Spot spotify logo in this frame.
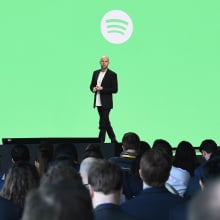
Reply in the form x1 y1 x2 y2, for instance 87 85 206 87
101 10 133 44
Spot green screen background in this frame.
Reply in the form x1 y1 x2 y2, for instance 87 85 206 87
0 0 219 147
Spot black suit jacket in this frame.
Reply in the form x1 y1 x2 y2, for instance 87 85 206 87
94 203 139 220
90 69 118 109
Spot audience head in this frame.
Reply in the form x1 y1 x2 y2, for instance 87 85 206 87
173 140 197 176
81 143 103 160
199 157 220 190
40 160 82 186
152 139 173 158
139 140 151 155
88 160 123 195
0 161 39 207
199 139 218 161
188 178 220 220
53 142 78 168
139 149 172 187
122 132 140 151
11 144 30 163
35 143 53 177
80 157 99 186
22 179 93 220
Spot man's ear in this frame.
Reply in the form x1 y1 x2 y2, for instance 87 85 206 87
199 179 205 191
139 168 143 180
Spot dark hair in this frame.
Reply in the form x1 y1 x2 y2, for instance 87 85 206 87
140 149 172 187
53 143 78 168
139 141 151 155
35 145 53 177
40 161 82 186
11 144 30 162
152 139 173 158
81 143 103 161
173 141 197 176
88 160 123 194
122 132 140 150
0 161 39 207
22 179 93 220
199 139 218 154
200 157 220 187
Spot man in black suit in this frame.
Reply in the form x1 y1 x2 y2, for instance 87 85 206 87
88 160 138 220
90 56 118 143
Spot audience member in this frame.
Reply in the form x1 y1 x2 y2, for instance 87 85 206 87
188 178 220 220
81 143 103 161
109 132 140 171
194 139 218 177
188 157 220 220
0 144 31 191
88 159 139 220
121 149 183 220
11 144 30 163
123 141 151 200
152 139 173 157
167 141 197 197
22 179 93 220
0 161 39 208
152 139 179 195
34 143 53 177
171 153 220 220
79 157 100 188
185 139 218 199
40 160 81 186
53 142 79 170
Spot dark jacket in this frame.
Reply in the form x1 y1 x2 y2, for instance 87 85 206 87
94 203 139 220
0 196 22 220
121 187 184 220
90 69 118 109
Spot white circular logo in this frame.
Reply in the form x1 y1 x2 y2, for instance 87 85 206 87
100 10 133 44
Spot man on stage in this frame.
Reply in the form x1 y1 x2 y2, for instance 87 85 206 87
90 56 118 143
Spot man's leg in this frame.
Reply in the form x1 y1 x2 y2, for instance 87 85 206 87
102 108 117 143
97 107 106 143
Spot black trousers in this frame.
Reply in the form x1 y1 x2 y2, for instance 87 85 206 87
97 106 116 143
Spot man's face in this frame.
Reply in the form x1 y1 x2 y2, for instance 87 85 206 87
100 57 109 70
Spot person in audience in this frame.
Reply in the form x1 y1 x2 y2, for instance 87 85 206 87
40 160 81 186
11 144 30 163
79 157 100 188
52 142 79 170
88 159 139 220
188 178 220 220
167 141 197 197
0 144 31 191
123 141 151 200
171 153 220 220
194 139 218 177
0 161 39 208
109 132 142 200
121 149 183 220
152 139 179 195
152 139 173 157
81 143 104 161
22 179 93 220
34 142 53 177
185 139 218 199
109 132 140 171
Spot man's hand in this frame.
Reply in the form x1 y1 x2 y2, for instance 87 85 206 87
96 86 103 91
